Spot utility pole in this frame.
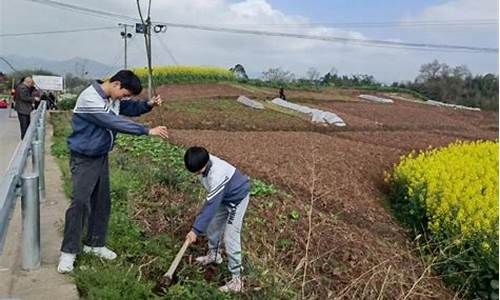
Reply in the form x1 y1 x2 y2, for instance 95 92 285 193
142 21 166 100
145 17 153 101
136 0 166 125
119 23 133 69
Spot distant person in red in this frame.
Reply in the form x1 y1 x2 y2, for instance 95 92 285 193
14 76 40 139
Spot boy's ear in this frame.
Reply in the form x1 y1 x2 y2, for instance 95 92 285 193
110 81 121 89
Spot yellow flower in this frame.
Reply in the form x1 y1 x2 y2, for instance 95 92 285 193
389 140 498 249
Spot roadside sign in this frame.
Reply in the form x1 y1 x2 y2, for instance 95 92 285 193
32 75 64 91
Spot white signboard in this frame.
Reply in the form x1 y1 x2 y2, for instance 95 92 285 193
32 75 64 91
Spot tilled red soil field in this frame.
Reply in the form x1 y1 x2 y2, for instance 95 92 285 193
139 98 316 131
142 87 498 138
136 84 497 298
168 130 473 232
153 83 253 100
261 88 362 102
294 98 498 132
149 83 357 102
168 129 460 299
334 130 497 152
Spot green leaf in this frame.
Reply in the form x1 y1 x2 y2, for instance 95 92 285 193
289 210 300 221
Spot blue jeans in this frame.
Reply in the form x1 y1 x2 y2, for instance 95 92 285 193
206 194 250 277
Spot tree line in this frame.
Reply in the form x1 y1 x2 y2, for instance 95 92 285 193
235 60 498 110
393 60 498 110
2 59 497 110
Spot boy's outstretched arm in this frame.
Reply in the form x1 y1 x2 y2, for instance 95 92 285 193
120 95 163 117
76 111 168 138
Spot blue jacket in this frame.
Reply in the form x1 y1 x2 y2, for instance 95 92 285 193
68 81 152 157
192 155 250 235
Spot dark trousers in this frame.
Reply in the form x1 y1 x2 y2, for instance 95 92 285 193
17 113 30 139
61 152 111 254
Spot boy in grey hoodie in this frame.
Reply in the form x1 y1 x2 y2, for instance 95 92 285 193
184 146 250 293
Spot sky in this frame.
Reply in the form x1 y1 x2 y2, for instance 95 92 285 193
0 0 498 83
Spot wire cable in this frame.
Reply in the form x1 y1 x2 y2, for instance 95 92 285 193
23 0 499 54
155 34 179 65
0 26 116 37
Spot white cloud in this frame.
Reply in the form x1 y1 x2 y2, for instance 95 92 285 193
0 0 497 82
405 0 498 21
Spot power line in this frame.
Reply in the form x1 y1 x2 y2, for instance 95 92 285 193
0 57 18 72
0 26 116 37
200 19 499 28
23 0 499 54
105 46 129 76
155 34 179 65
155 22 499 53
25 0 137 23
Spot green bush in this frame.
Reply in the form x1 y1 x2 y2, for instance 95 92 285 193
57 97 77 111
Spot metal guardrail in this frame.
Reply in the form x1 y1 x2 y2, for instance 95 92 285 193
0 101 46 270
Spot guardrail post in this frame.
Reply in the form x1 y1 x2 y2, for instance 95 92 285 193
32 139 45 202
21 173 41 271
36 111 46 202
0 101 47 257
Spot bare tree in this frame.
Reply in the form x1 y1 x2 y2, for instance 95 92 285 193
452 65 471 80
416 59 446 82
262 67 295 83
306 67 321 83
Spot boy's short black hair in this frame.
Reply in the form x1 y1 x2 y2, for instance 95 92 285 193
184 146 209 173
109 70 142 95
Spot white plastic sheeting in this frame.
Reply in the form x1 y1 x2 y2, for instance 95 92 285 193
427 100 481 111
385 95 480 111
358 94 394 104
271 98 346 126
236 95 264 109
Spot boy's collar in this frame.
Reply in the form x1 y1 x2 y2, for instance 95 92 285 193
202 160 212 177
92 80 109 99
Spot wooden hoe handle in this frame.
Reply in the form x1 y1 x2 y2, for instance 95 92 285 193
164 238 190 279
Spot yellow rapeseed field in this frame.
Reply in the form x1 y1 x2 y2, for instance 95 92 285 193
386 140 499 299
387 140 498 242
132 65 235 84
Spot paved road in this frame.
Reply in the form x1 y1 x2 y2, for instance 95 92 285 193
0 111 79 299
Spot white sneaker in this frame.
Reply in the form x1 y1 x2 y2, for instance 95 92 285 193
195 252 223 265
57 252 76 273
219 276 243 293
83 246 117 260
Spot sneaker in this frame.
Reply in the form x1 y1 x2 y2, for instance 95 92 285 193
195 252 223 265
57 252 76 273
219 276 243 293
83 246 117 260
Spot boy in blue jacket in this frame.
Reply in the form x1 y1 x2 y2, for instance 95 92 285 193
58 70 169 273
184 146 250 293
